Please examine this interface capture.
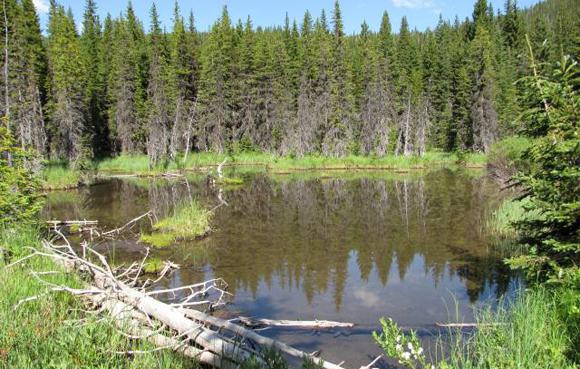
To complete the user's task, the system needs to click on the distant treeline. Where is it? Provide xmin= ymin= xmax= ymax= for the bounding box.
xmin=0 ymin=0 xmax=578 ymax=167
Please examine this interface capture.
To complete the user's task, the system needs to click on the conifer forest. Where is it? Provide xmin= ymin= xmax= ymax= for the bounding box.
xmin=0 ymin=0 xmax=579 ymax=368
xmin=1 ymin=0 xmax=577 ymax=166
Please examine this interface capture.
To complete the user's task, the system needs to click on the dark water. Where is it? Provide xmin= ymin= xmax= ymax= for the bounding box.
xmin=43 ymin=169 xmax=519 ymax=366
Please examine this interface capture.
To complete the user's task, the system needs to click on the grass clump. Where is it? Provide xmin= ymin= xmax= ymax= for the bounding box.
xmin=374 ymin=288 xmax=575 ymax=369
xmin=143 ymin=258 xmax=165 ymax=273
xmin=0 ymin=225 xmax=196 ymax=369
xmin=439 ymin=288 xmax=573 ymax=369
xmin=140 ymin=201 xmax=212 ymax=247
xmin=486 ymin=198 xmax=542 ymax=239
xmin=139 ymin=232 xmax=175 ymax=248
xmin=39 ymin=161 xmax=92 ymax=190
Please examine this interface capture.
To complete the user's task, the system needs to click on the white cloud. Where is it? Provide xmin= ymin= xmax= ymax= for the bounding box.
xmin=33 ymin=0 xmax=49 ymax=14
xmin=392 ymin=0 xmax=434 ymax=9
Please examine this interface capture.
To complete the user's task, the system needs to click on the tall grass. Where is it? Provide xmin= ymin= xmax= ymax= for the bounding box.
xmin=437 ymin=288 xmax=573 ymax=369
xmin=374 ymin=288 xmax=574 ymax=369
xmin=486 ymin=198 xmax=543 ymax=239
xmin=40 ymin=164 xmax=83 ymax=190
xmin=0 ymin=225 xmax=197 ymax=369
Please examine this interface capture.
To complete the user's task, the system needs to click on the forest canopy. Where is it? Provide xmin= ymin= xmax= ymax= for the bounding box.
xmin=0 ymin=0 xmax=578 ymax=167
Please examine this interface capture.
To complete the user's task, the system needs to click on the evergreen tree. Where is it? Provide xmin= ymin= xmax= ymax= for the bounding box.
xmin=323 ymin=0 xmax=354 ymax=156
xmin=146 ymin=3 xmax=170 ymax=166
xmin=80 ymin=0 xmax=107 ymax=156
xmin=46 ymin=2 xmax=88 ymax=166
xmin=198 ymin=6 xmax=235 ymax=153
xmin=469 ymin=7 xmax=499 ymax=153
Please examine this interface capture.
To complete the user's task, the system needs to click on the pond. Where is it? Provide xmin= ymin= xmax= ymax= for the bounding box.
xmin=43 ymin=168 xmax=520 ymax=366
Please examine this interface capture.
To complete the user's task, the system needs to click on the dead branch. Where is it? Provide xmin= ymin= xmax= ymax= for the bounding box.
xmin=101 ymin=211 xmax=154 ymax=238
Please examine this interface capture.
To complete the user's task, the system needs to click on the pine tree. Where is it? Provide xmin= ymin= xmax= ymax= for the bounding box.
xmin=322 ymin=0 xmax=354 ymax=157
xmin=46 ymin=2 xmax=88 ymax=166
xmin=469 ymin=7 xmax=499 ymax=153
xmin=197 ymin=6 xmax=235 ymax=153
xmin=146 ymin=3 xmax=170 ymax=167
xmin=81 ymin=0 xmax=107 ymax=156
xmin=107 ymin=2 xmax=147 ymax=154
xmin=168 ymin=1 xmax=197 ymax=158
xmin=4 ymin=0 xmax=47 ymax=154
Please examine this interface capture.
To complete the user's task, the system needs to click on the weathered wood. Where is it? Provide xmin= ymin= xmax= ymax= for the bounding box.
xmin=182 ymin=309 xmax=348 ymax=369
xmin=238 ymin=316 xmax=355 ymax=329
xmin=94 ymin=295 xmax=238 ymax=369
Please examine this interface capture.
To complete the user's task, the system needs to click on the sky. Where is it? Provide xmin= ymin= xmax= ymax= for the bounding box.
xmin=32 ymin=0 xmax=543 ymax=34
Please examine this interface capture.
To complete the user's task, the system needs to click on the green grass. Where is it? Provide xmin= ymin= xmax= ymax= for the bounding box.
xmin=486 ymin=198 xmax=543 ymax=239
xmin=96 ymin=151 xmax=487 ymax=175
xmin=374 ymin=287 xmax=575 ymax=369
xmin=140 ymin=201 xmax=212 ymax=247
xmin=40 ymin=164 xmax=83 ymax=190
xmin=0 ymin=225 xmax=197 ymax=369
xmin=437 ymin=288 xmax=574 ymax=369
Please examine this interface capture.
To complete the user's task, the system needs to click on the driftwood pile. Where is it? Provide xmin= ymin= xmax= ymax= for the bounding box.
xmin=10 ymin=229 xmax=373 ymax=369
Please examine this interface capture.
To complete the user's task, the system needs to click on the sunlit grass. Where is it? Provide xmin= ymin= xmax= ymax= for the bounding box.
xmin=140 ymin=201 xmax=212 ymax=248
xmin=0 ymin=225 xmax=196 ymax=369
xmin=40 ymin=164 xmax=82 ymax=190
xmin=436 ymin=288 xmax=573 ymax=369
xmin=486 ymin=198 xmax=542 ymax=239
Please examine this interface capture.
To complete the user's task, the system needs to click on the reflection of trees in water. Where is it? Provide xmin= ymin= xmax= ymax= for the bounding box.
xmin=44 ymin=172 xmax=515 ymax=310
xmin=200 ymin=171 xmax=514 ymax=309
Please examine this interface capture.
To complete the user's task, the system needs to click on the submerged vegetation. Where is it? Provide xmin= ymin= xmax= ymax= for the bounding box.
xmin=140 ymin=201 xmax=212 ymax=247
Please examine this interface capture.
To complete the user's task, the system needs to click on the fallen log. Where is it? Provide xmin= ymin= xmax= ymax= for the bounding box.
xmin=17 ymin=236 xmax=352 ymax=369
xmin=41 ymin=240 xmax=258 ymax=365
xmin=238 ymin=316 xmax=355 ymax=329
xmin=93 ymin=294 xmax=238 ymax=369
xmin=182 ymin=309 xmax=348 ymax=369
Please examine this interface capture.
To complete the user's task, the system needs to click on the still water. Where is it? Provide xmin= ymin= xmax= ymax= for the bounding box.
xmin=43 ymin=169 xmax=519 ymax=366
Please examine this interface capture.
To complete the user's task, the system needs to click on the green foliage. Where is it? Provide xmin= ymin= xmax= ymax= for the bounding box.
xmin=0 ymin=127 xmax=42 ymax=226
xmin=509 ymin=53 xmax=579 ymax=285
xmin=373 ymin=318 xmax=429 ymax=369
xmin=374 ymin=288 xmax=574 ymax=369
xmin=486 ymin=198 xmax=543 ymax=240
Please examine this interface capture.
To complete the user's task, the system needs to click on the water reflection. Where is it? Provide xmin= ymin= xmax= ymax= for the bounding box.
xmin=43 ymin=169 xmax=519 ymax=365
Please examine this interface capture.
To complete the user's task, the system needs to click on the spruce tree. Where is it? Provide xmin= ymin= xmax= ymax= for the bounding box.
xmin=146 ymin=3 xmax=170 ymax=166
xmin=46 ymin=2 xmax=88 ymax=166
xmin=81 ymin=0 xmax=107 ymax=156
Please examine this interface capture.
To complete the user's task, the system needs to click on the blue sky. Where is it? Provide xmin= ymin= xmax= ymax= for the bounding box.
xmin=33 ymin=0 xmax=542 ymax=34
